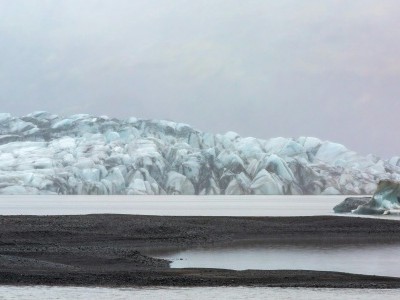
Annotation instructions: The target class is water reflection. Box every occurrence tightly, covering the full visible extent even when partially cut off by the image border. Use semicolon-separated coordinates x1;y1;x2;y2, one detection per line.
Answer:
152;241;400;277
0;195;360;216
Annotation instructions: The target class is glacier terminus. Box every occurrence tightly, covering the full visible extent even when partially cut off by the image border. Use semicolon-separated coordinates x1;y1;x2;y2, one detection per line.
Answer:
0;111;399;196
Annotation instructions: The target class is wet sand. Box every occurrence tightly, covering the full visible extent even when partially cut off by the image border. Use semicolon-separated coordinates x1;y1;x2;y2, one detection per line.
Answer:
1;215;400;288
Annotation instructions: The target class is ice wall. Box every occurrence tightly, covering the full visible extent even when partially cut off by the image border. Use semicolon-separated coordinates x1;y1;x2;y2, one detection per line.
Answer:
0;112;399;195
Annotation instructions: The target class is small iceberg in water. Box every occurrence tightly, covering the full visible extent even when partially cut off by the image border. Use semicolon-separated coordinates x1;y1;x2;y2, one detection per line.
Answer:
334;180;400;215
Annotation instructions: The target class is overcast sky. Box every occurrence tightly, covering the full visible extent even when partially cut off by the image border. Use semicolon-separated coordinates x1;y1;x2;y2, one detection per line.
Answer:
1;0;399;158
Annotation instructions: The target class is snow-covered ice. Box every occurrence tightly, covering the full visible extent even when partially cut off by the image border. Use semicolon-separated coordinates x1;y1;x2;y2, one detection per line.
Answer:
0;112;399;195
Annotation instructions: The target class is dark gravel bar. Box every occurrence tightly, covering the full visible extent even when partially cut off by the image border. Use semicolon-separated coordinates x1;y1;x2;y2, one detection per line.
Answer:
1;214;400;288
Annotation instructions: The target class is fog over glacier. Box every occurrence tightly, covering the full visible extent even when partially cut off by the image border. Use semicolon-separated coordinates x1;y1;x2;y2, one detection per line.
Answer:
0;112;399;195
1;1;400;158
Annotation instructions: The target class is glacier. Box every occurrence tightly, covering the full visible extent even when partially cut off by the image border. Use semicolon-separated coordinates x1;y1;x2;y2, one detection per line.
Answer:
0;111;399;195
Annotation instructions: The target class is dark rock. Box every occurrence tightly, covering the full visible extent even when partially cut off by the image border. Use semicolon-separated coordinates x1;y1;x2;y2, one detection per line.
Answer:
333;197;371;213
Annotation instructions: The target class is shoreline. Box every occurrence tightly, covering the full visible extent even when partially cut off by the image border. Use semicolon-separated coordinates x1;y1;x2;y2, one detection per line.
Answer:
1;269;400;289
1;214;400;288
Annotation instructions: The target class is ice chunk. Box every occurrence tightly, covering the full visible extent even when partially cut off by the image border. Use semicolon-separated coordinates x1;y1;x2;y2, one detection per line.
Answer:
352;180;400;214
235;137;264;160
389;156;400;167
315;142;354;164
225;172;251;195
166;171;195;195
127;178;148;195
52;118;75;129
278;140;306;159
0;113;12;122
106;131;120;143
265;154;295;182
264;137;289;154
216;151;245;173
81;168;101;182
250;169;284;195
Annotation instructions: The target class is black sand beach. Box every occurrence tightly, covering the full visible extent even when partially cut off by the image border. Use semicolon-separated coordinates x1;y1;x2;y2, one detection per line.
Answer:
1;215;400;288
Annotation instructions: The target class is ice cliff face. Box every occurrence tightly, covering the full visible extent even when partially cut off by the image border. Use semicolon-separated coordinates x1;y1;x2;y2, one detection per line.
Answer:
0;111;399;195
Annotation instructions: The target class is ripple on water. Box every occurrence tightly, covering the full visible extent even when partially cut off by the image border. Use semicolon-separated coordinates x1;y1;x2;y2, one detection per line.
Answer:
0;286;399;300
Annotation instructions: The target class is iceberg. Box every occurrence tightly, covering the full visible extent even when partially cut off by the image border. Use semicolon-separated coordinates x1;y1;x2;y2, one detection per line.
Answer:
352;180;400;215
0;112;399;195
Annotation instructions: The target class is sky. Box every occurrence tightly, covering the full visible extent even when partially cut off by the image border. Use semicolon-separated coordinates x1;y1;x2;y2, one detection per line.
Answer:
0;0;399;158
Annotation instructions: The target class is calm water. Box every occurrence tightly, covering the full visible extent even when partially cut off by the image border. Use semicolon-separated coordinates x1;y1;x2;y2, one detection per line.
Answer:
0;195;362;216
152;242;400;277
0;286;399;300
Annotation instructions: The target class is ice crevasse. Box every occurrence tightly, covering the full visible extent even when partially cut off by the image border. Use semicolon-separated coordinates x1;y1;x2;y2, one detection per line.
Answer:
0;111;399;195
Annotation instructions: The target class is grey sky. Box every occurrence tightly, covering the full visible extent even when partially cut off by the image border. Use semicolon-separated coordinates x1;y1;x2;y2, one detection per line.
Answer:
1;0;399;158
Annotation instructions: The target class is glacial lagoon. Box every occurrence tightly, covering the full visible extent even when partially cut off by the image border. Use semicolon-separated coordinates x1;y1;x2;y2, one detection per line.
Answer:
0;286;399;300
151;242;400;278
0;194;370;216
